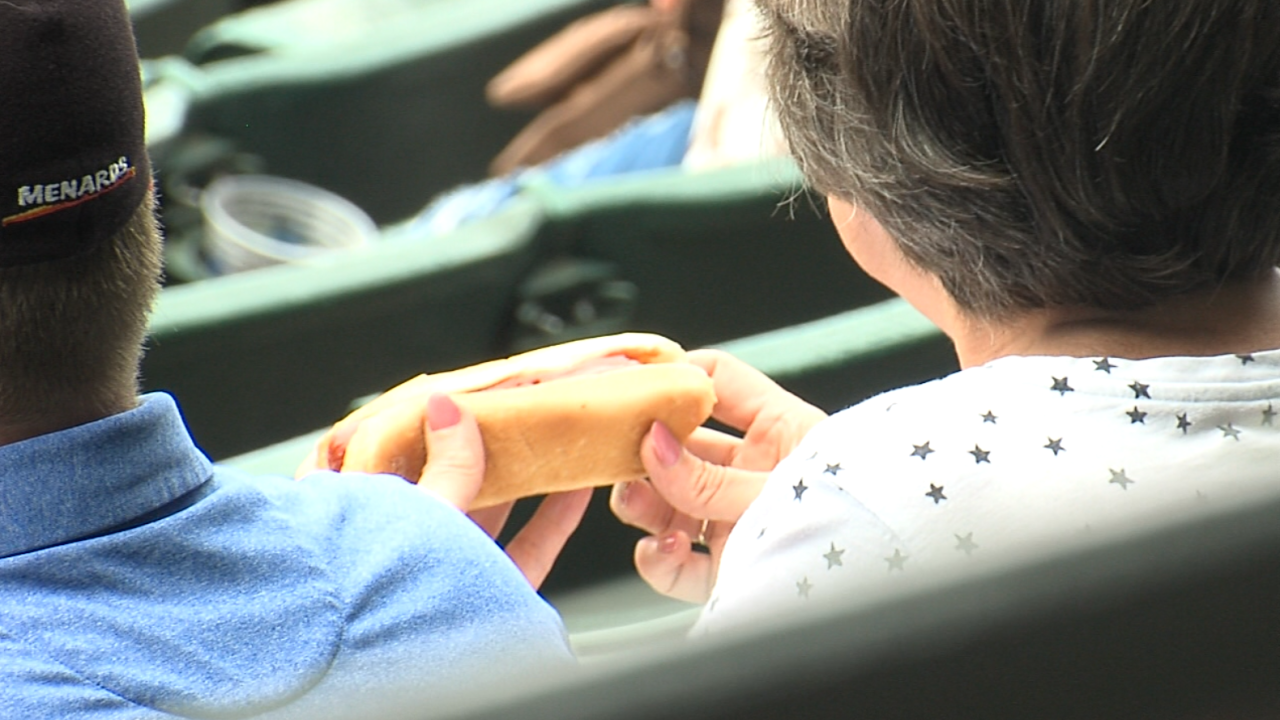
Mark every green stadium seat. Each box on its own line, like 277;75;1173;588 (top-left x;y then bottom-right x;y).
147;0;620;230
143;199;546;460
183;0;511;62
515;160;897;350
128;0;241;59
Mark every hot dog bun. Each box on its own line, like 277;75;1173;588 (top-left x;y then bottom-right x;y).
312;333;716;508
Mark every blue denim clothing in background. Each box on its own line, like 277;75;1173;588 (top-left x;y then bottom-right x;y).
413;100;697;236
0;394;573;719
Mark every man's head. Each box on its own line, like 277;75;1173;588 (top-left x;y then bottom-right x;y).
0;0;162;428
758;0;1280;318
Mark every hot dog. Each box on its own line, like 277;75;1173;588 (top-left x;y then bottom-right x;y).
310;333;717;508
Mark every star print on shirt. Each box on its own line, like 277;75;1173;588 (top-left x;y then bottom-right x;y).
1263;404;1276;427
969;445;991;464
1094;358;1116;374
911;442;935;460
1051;377;1074;396
1219;423;1242;441
1129;381;1151;399
797;577;813;599
1126;406;1148;424
1177;413;1192;434
793;479;809;501
1044;438;1066;456
955;533;979;556
981;411;998;424
1109;469;1135;490
885;549;908;573
926;484;947;504
823;543;845;569
824;463;843;476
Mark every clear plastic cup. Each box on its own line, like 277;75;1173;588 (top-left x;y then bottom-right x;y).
199;174;378;274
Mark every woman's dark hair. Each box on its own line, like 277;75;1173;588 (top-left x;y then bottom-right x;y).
760;0;1280;316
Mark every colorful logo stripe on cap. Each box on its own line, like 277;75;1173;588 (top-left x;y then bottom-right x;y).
3;157;136;228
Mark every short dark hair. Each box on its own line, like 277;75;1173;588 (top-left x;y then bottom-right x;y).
0;195;162;425
759;0;1280;316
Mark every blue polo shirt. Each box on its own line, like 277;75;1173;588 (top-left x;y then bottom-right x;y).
0;394;573;719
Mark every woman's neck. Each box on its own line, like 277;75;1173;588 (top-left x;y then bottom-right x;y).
949;270;1280;368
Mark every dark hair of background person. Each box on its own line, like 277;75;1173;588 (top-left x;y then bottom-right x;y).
0;198;162;428
758;0;1280;318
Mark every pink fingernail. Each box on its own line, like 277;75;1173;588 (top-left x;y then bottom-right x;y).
651;421;681;468
659;532;680;554
427;393;461;431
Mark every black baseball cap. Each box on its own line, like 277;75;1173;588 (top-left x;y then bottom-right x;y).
0;0;151;266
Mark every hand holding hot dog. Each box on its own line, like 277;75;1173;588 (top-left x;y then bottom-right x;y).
324;390;590;590
610;350;827;603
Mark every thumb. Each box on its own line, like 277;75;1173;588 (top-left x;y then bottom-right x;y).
641;421;765;523
633;530;716;603
417;394;486;511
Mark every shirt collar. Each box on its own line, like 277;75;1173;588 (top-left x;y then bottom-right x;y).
0;393;213;559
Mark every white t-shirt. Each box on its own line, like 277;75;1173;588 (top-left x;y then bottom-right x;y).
695;350;1280;635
